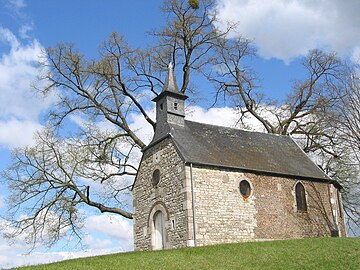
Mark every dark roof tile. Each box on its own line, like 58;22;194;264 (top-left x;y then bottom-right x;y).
167;120;330;181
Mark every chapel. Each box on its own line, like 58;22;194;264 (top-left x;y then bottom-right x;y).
132;65;346;251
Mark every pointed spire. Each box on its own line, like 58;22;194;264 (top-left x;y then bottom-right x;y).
162;62;182;94
152;62;188;103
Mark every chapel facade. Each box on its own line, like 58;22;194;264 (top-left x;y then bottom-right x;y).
132;65;346;251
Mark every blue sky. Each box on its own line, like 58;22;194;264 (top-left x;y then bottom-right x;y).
1;0;360;268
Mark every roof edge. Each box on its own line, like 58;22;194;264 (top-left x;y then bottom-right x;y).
141;134;171;152
152;91;188;102
288;134;331;180
132;134;187;191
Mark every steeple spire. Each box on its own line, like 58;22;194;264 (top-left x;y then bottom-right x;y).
152;63;188;135
152;63;188;102
162;62;182;94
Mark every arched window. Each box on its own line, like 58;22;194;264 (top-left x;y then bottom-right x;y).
153;211;166;250
295;182;307;212
152;169;160;186
239;180;252;198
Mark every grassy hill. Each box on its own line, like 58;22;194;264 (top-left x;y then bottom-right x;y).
16;238;359;270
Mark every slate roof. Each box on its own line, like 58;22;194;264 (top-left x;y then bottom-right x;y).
148;120;332;182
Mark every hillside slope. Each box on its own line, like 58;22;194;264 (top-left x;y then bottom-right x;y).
16;238;360;270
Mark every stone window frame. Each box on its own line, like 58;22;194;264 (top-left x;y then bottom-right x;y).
238;178;253;200
293;181;308;212
152;168;161;187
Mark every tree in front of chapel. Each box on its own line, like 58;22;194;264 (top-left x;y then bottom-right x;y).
1;0;359;248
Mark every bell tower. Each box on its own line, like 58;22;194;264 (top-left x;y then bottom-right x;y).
152;63;188;137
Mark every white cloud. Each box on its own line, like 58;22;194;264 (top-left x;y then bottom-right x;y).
0;213;133;269
83;235;113;250
0;241;123;269
9;0;26;9
0;27;20;49
0;119;42;148
19;23;33;39
0;27;55;149
186;105;268;132
85;214;133;247
215;0;360;62
129;109;156;145
0;27;53;120
186;106;238;127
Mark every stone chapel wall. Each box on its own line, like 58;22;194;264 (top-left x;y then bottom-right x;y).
189;166;257;246
190;166;346;246
133;138;188;250
249;173;346;239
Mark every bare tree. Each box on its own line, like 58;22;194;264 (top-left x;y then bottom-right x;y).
331;67;360;235
210;41;346;157
210;37;360;235
149;0;233;94
211;44;342;135
1;0;234;248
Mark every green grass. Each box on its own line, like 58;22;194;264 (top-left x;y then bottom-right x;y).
16;238;360;270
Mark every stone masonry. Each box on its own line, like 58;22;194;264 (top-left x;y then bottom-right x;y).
133;138;189;250
190;165;345;247
133;139;346;250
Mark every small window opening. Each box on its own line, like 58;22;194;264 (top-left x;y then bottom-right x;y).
295;182;307;212
174;103;178;110
152;169;160;186
239;180;251;198
160;103;163;110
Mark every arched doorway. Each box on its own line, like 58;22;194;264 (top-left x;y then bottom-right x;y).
153;210;166;250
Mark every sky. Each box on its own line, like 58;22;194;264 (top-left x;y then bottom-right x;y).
0;0;360;268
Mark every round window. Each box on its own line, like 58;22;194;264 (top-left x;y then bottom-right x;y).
152;169;160;186
239;180;251;198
